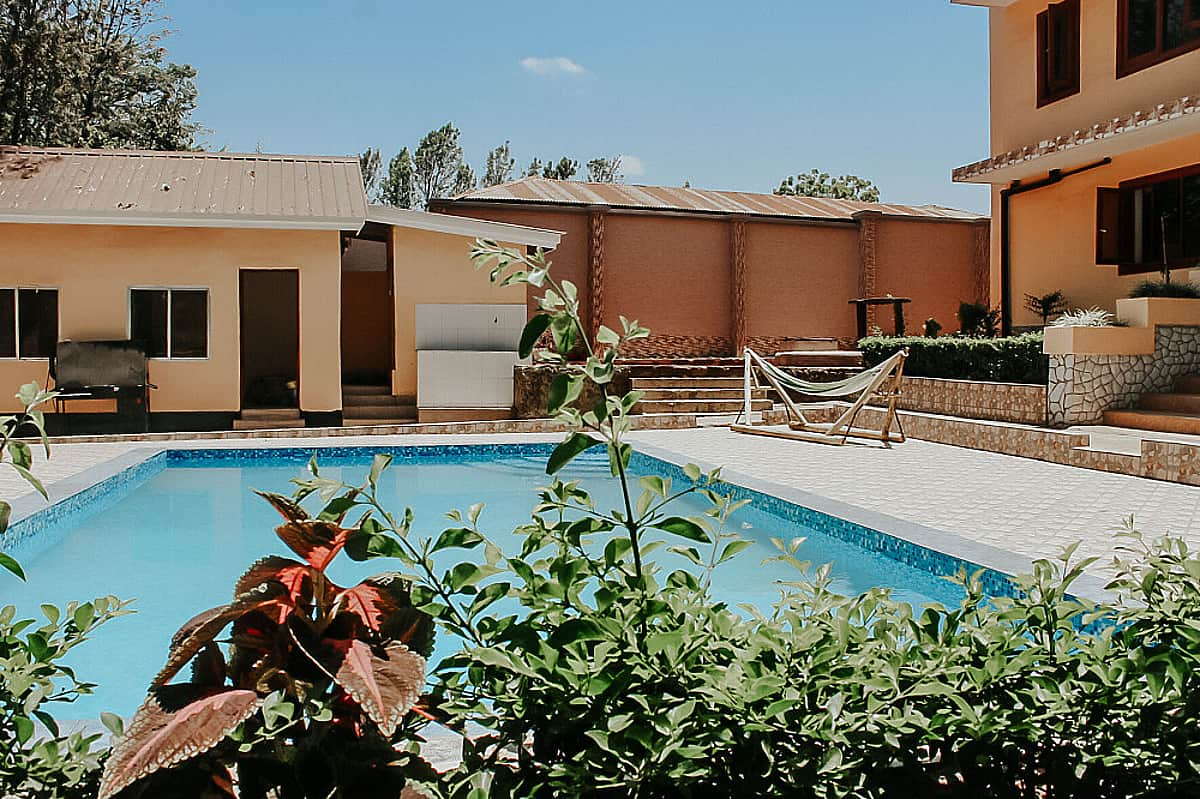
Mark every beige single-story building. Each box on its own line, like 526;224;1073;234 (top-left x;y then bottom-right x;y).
0;146;559;432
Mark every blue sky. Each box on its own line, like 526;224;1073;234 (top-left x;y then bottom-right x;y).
162;0;994;213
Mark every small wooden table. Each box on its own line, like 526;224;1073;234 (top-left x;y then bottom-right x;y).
848;296;911;340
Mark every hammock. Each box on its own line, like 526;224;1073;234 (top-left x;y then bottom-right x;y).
731;347;909;447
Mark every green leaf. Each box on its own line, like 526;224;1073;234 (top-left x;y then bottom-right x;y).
656;517;711;544
16;382;39;408
519;314;552;358
9;440;31;469
14;715;33;744
683;463;702;482
433;527;485;552
0;551;25;580
547;433;601;475
547;373;583;415
596;325;620;346
368;453;392;489
100;711;125;737
13;464;46;499
718;539;754;564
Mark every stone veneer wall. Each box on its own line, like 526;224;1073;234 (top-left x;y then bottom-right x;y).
898;377;1046;425
1048;326;1200;426
620;334;733;359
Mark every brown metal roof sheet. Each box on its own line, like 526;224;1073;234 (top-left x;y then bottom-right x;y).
443;176;984;222
0;146;367;229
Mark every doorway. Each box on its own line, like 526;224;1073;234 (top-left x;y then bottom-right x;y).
239;269;300;409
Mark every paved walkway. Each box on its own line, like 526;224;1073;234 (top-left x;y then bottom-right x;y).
631;427;1200;578
4;427;1199;581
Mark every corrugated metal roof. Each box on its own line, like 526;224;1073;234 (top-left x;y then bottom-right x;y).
442;177;984;222
0;146;367;230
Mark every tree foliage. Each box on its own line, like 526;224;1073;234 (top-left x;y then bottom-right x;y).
775;168;880;202
586;155;623;183
0;0;201;149
379;147;415;209
358;147;382;202
483;141;515;187
411;122;468;208
1023;290;1068;325
526;156;580;180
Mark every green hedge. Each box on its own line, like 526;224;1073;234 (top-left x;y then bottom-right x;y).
859;332;1048;384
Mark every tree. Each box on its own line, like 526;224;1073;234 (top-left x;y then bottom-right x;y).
0;0;201;149
524;157;544;177
775;169;881;202
483;141;515;186
379;147;415;209
411;122;467;208
359;147;382;201
453;162;476;195
543;157;579;180
587;156;623;183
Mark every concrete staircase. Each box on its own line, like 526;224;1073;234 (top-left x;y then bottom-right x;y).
342;385;417;427
1103;375;1200;435
625;352;861;417
234;408;305;431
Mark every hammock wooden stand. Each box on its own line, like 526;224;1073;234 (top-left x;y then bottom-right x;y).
731;348;909;447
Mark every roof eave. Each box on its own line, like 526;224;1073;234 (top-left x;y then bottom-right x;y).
954;95;1200;185
366;205;563;249
0;211;362;232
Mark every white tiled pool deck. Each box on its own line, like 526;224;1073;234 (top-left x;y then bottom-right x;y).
5;427;1200;588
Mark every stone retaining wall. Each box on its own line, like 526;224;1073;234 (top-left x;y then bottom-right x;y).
513;365;634;419
898;377;1046;425
1048;326;1200;426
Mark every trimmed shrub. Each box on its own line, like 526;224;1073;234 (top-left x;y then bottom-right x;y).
859;332;1048;383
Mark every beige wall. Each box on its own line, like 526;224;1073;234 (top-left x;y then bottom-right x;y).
999;132;1200;328
390;227;526;397
989;0;1200;153
744;222;860;340
0;223;342;413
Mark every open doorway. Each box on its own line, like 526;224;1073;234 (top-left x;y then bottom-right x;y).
239;269;299;409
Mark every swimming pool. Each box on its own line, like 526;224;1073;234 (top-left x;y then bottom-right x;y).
1;443;998;718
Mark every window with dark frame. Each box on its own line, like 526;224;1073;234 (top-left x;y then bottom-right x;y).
1096;163;1200;273
0;289;58;359
1037;0;1081;106
1119;0;1200;77
130;288;208;358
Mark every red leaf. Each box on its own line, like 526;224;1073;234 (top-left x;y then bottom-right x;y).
154;582;289;686
236;556;314;622
98;686;259;799
275;520;351;571
334;575;403;632
254;490;309;522
333;640;425;737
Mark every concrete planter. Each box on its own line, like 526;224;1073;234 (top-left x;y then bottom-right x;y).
1042;324;1154;356
1116;297;1200;328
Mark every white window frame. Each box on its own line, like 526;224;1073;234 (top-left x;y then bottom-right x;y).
0;287;61;361
127;287;211;361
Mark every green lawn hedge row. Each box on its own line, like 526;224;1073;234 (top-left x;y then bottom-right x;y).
859;332;1048;384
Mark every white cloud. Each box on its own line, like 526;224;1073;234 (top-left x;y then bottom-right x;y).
619;155;645;176
519;56;587;77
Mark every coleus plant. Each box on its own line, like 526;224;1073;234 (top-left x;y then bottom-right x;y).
99;460;436;799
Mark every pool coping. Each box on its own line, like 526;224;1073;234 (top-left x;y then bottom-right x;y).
4;435;1112;603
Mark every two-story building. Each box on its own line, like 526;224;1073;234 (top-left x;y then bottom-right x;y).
953;0;1200;332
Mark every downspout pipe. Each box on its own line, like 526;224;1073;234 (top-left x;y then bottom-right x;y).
998;157;1112;336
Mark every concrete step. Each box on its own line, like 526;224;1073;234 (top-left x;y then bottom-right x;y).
1139;393;1200;414
1176;376;1200;393
240;407;301;420
637;387;768;401
345;403;419;419
343;393;415;408
632;377;745;390
1102;408;1200;436
635;398;772;414
342;417;417;427
233;418;307;431
342;384;392;396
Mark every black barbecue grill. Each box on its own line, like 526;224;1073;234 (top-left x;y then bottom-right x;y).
51;340;157;433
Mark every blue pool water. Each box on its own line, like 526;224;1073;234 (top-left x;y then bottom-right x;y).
1;445;971;718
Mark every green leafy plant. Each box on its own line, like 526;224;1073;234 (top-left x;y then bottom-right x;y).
1051;307;1117;328
956;301;1001;338
1128;279;1200;299
922;317;941;338
98;479;436;799
859;333;1048;383
1023;290;1068;325
0;382;58;580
